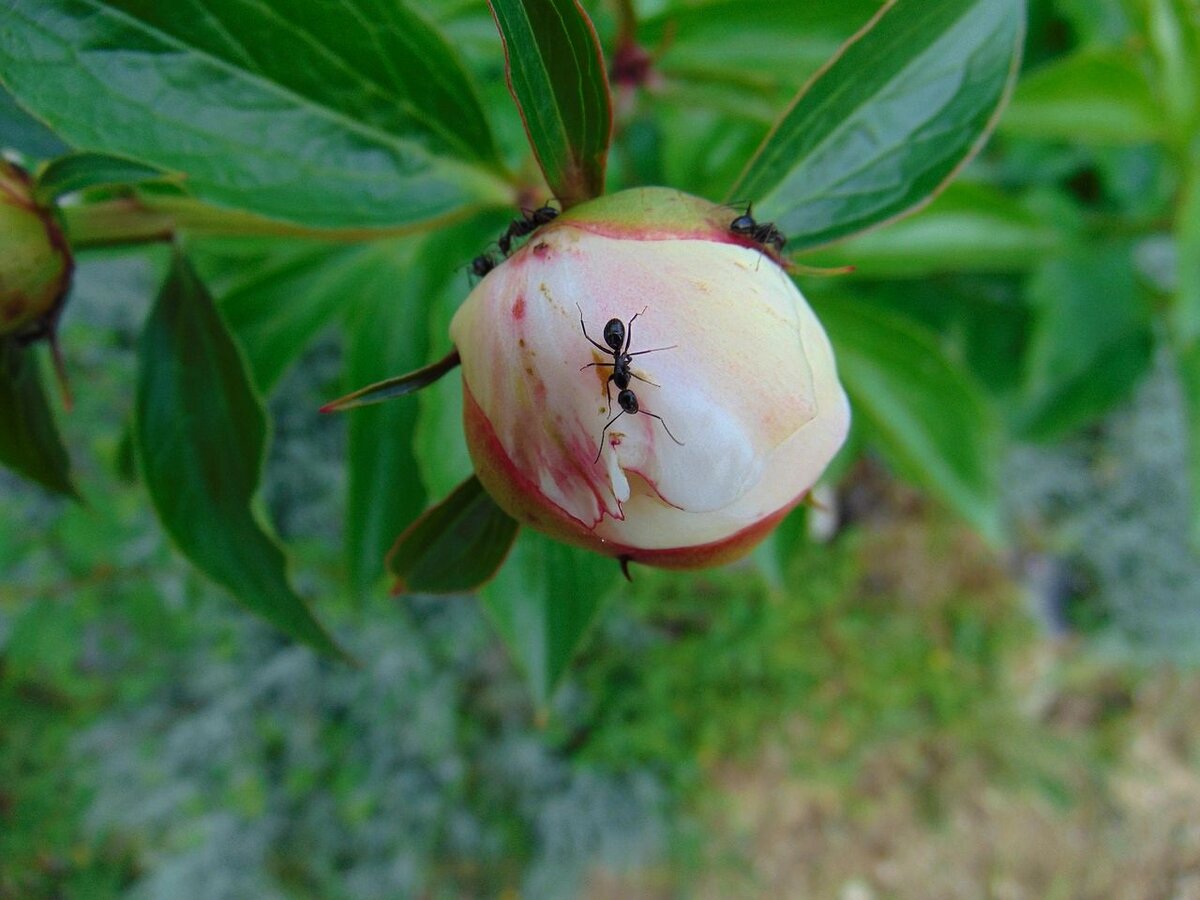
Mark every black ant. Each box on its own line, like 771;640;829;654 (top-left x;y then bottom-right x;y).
468;249;499;282
498;203;558;256
577;304;683;462
730;203;786;255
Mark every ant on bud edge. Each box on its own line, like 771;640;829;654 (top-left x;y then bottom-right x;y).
730;203;786;256
577;304;684;462
498;203;559;256
468;249;499;283
466;204;558;284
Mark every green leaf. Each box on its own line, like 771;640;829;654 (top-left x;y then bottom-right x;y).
0;84;69;159
1175;164;1200;348
386;475;519;595
1179;342;1200;547
802;181;1065;277
321;351;461;414
34;152;175;204
0;0;511;229
488;0;612;206
1018;245;1153;440
1146;0;1200;141
135;250;342;656
1000;49;1165;144
0;339;76;498
729;0;1025;252
211;243;362;394
642;0;881;119
341;242;436;594
814;294;1001;541
480;530;619;709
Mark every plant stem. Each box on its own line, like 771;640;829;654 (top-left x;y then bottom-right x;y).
62;194;510;249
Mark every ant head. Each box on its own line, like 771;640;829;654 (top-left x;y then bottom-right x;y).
730;213;756;234
603;318;625;351
617;388;639;413
470;253;496;277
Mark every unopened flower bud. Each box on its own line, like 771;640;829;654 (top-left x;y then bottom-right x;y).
0;160;72;338
451;187;850;569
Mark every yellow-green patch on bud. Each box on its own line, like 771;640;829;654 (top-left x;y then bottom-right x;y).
0;160;73;338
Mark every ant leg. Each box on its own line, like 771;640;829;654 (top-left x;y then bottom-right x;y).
605;373;615;413
627;344;677;357
641;411;684;447
623;306;650;354
629;371;660;387
579;362;615;372
595;409;626;462
577;303;612;355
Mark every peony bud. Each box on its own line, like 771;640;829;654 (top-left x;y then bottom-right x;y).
0;160;72;338
451;187;850;569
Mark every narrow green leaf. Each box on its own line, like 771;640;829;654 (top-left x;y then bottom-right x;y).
342;242;434;594
1000;49;1165;144
387;475;519;595
1175;165;1200;348
480;530;619;709
34;152;175;204
814;294;1001;541
135;251;343;656
321;351;461;414
1018;245;1153;441
0;0;511;228
488;0;612;205
730;0;1025;252
802;181;1065;277
1178;343;1200;547
1146;0;1200;140
0;339;76;498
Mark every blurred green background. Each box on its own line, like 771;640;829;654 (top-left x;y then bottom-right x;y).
4;0;1200;896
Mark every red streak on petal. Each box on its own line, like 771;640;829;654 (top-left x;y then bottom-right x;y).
512;295;525;320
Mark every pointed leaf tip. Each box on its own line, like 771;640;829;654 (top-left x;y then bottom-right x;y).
322;349;461;413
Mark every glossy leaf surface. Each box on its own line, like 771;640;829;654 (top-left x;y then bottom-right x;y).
0;339;75;498
387;475;519;595
135;251;342;656
0;0;510;228
731;0;1024;252
480;530;619;709
488;0;612;205
815;294;1001;541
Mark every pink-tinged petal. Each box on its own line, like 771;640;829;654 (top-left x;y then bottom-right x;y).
451;187;850;566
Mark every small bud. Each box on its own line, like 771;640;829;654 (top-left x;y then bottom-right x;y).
0;160;73;338
451;187;851;569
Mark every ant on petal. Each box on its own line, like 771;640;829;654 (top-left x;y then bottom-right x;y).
499;203;559;256
577;304;683;462
730;203;786;256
